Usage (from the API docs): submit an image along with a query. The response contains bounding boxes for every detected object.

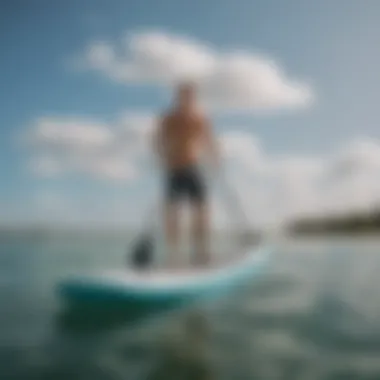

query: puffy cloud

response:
[331,137,380,177]
[220,131,263,170]
[22,112,380,226]
[81,31,314,112]
[317,139,380,216]
[24,113,155,181]
[27,117,113,151]
[217,132,380,225]
[116,112,155,157]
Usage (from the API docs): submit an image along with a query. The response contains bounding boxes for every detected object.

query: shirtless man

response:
[153,82,220,268]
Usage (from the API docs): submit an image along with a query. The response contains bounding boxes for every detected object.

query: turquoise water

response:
[1,234,380,379]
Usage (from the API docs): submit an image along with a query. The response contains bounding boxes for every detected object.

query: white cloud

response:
[220,131,263,171]
[80,31,314,112]
[116,112,155,157]
[28,117,113,151]
[22,112,380,226]
[331,137,380,177]
[24,113,155,182]
[303,137,380,217]
[86,155,136,180]
[218,132,380,225]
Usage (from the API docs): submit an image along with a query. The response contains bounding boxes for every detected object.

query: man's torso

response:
[160,109,206,171]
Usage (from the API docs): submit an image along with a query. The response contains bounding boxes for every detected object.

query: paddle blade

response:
[130,235,154,269]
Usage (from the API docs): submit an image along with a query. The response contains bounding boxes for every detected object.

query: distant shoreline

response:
[288,229,380,238]
[287,210,380,236]
[0,225,260,240]
[2,213,380,239]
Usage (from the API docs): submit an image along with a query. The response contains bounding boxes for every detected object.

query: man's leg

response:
[164,169,184,269]
[186,166,210,267]
[191,201,211,267]
[164,201,181,268]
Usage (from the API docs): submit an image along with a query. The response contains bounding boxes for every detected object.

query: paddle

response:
[129,204,156,269]
[128,166,257,269]
[129,232,154,269]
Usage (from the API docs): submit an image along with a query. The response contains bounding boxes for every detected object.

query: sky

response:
[1,0,380,228]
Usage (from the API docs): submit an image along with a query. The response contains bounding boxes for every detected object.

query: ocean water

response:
[1,233,380,380]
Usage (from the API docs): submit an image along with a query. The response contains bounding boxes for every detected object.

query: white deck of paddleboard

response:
[72,245,269,291]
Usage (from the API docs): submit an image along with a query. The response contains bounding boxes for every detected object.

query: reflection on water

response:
[31,306,215,380]
[1,235,380,379]
[146,313,213,380]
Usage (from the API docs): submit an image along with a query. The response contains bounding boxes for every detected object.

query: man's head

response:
[176,81,197,109]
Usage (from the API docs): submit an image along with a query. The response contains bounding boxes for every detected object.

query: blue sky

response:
[1,0,380,226]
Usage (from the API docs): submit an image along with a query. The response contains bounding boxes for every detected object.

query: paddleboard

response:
[57,244,271,307]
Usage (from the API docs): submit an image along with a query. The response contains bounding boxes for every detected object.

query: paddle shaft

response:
[129,166,255,266]
[218,171,252,230]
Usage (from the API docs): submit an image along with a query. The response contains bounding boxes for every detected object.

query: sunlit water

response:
[1,233,380,379]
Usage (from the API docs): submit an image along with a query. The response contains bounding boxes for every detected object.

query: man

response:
[153,81,220,268]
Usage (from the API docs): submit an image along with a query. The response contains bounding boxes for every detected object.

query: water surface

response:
[1,233,380,379]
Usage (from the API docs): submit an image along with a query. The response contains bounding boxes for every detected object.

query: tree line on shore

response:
[288,209,380,235]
